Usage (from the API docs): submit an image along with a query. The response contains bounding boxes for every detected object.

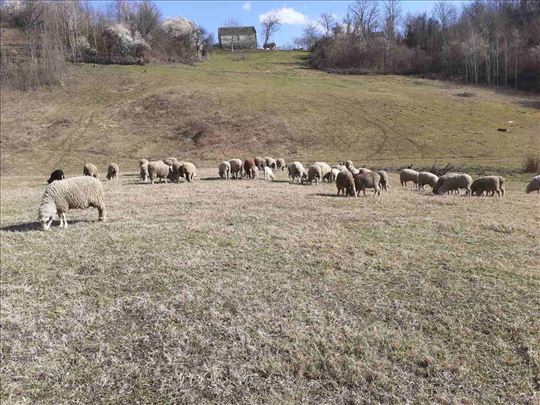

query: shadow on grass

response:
[1,219,91,232]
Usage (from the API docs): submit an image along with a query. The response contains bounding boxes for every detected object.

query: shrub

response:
[522,154,540,173]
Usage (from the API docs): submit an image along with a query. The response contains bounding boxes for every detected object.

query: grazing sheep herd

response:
[37,157,539,230]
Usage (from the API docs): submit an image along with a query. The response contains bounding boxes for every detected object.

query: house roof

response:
[218,26,256,36]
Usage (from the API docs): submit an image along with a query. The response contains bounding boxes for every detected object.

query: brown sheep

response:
[244,159,257,179]
[254,156,266,170]
[336,170,356,196]
[106,163,120,180]
[83,163,99,178]
[354,172,381,196]
[302,165,322,185]
[276,158,286,171]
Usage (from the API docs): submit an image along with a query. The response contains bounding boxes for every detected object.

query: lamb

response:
[264,166,274,181]
[314,162,331,182]
[525,175,540,194]
[276,158,286,171]
[336,170,356,196]
[324,167,341,183]
[106,163,120,180]
[354,171,381,196]
[433,173,473,196]
[400,169,419,187]
[229,159,243,179]
[264,157,277,169]
[302,165,322,185]
[179,162,196,182]
[47,169,65,184]
[254,156,267,170]
[38,176,106,230]
[219,161,231,179]
[83,163,99,178]
[244,159,257,179]
[470,176,504,197]
[148,160,172,184]
[288,161,307,183]
[417,172,438,190]
[377,170,389,192]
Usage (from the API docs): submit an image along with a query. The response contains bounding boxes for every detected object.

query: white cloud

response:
[259,7,308,25]
[242,2,251,11]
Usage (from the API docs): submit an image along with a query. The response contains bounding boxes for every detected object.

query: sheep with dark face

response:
[354,171,381,196]
[376,170,389,192]
[276,158,286,171]
[244,159,257,179]
[400,169,419,188]
[106,163,120,180]
[83,163,99,178]
[179,162,197,182]
[38,176,106,230]
[164,157,177,166]
[526,175,540,194]
[229,159,243,179]
[47,169,65,184]
[324,168,341,183]
[254,157,267,170]
[264,157,277,169]
[302,165,322,185]
[139,159,149,182]
[344,160,354,170]
[148,160,172,184]
[470,176,504,197]
[336,170,356,196]
[314,162,331,182]
[418,172,438,191]
[219,161,231,179]
[432,173,473,196]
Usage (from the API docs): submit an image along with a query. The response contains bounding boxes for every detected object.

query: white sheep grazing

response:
[433,173,473,196]
[148,160,172,184]
[83,163,99,178]
[38,176,106,230]
[400,169,419,188]
[302,165,322,185]
[219,161,231,179]
[324,167,341,183]
[288,161,307,183]
[418,172,438,190]
[526,175,540,194]
[264,166,274,181]
[314,162,332,182]
[229,159,243,179]
[107,163,120,180]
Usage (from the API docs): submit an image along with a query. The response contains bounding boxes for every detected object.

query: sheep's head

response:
[37,202,56,231]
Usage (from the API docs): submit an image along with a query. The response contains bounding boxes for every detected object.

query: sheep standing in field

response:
[433,173,473,196]
[344,160,354,170]
[164,157,177,166]
[47,169,65,184]
[525,175,540,194]
[38,176,106,230]
[148,160,172,184]
[418,172,438,191]
[244,159,257,179]
[471,176,504,197]
[400,169,419,188]
[276,158,286,171]
[170,161,184,183]
[254,156,266,170]
[264,157,277,169]
[264,166,274,181]
[377,170,389,192]
[219,161,231,179]
[314,162,331,182]
[229,159,243,179]
[106,163,120,180]
[336,170,356,196]
[83,163,99,178]
[302,165,322,185]
[288,161,307,183]
[179,162,197,182]
[139,160,149,182]
[347,166,360,175]
[354,171,381,196]
[324,167,341,183]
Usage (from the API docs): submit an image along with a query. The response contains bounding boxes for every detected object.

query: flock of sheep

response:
[37,157,540,231]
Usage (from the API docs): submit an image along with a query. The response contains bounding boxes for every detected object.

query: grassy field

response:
[1,170,539,403]
[1,51,539,403]
[0,50,539,176]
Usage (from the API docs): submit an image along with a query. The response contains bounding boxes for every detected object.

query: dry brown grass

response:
[1,170,539,403]
[522,154,540,173]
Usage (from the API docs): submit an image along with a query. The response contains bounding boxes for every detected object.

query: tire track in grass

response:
[52,112,95,169]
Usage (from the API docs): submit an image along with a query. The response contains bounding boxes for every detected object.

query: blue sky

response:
[93,1,466,47]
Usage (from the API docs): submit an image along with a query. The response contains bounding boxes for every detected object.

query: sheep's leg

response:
[62,213,68,228]
[98,207,107,222]
[45,218,53,230]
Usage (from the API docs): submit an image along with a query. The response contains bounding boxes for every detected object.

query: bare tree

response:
[223,17,239,27]
[433,1,457,31]
[319,13,335,37]
[349,0,379,37]
[294,23,321,50]
[261,15,280,46]
[382,0,401,73]
[133,0,161,37]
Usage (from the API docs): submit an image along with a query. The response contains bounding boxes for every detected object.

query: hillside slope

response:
[1,51,538,175]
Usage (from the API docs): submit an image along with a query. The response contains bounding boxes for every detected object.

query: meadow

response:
[1,51,539,403]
